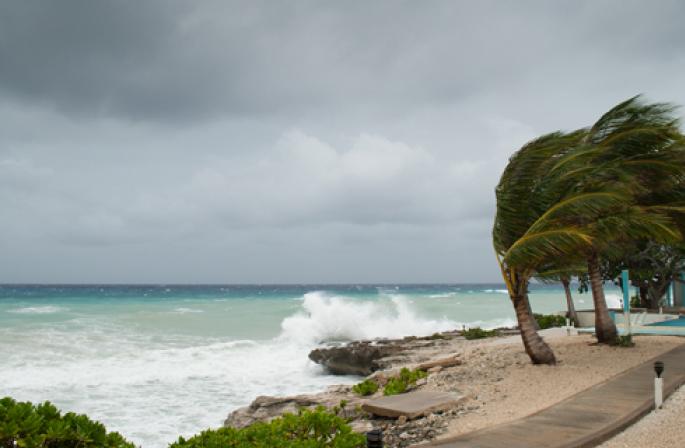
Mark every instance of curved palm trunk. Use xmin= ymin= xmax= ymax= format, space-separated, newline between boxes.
xmin=512 ymin=291 xmax=556 ymax=364
xmin=561 ymin=277 xmax=578 ymax=325
xmin=587 ymin=251 xmax=617 ymax=344
xmin=526 ymin=295 xmax=540 ymax=330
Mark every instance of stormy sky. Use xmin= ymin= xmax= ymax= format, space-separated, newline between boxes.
xmin=1 ymin=1 xmax=684 ymax=283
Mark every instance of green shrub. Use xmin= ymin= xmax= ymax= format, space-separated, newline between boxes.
xmin=426 ymin=332 xmax=448 ymax=340
xmin=352 ymin=379 xmax=379 ymax=396
xmin=462 ymin=327 xmax=498 ymax=340
xmin=170 ymin=406 xmax=365 ymax=448
xmin=0 ymin=396 xmax=135 ymax=448
xmin=616 ymin=335 xmax=635 ymax=347
xmin=534 ymin=314 xmax=567 ymax=329
xmin=383 ymin=368 xmax=428 ymax=396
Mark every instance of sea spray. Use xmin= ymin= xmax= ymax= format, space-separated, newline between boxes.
xmin=279 ymin=291 xmax=458 ymax=344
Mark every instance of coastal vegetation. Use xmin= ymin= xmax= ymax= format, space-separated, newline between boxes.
xmin=462 ymin=327 xmax=498 ymax=339
xmin=170 ymin=406 xmax=365 ymax=448
xmin=534 ymin=314 xmax=567 ymax=330
xmin=0 ymin=397 xmax=365 ymax=448
xmin=351 ymin=367 xmax=428 ymax=397
xmin=493 ymin=96 xmax=685 ymax=364
xmin=351 ymin=379 xmax=378 ymax=396
xmin=0 ymin=397 xmax=135 ymax=448
xmin=383 ymin=368 xmax=428 ymax=396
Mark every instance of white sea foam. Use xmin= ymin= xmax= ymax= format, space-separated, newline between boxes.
xmin=483 ymin=289 xmax=509 ymax=294
xmin=427 ymin=292 xmax=458 ymax=298
xmin=279 ymin=291 xmax=458 ymax=344
xmin=171 ymin=307 xmax=204 ymax=314
xmin=7 ymin=305 xmax=65 ymax=314
xmin=0 ymin=322 xmax=348 ymax=448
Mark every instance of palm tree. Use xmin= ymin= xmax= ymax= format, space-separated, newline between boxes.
xmin=494 ymin=131 xmax=591 ymax=364
xmin=535 ymin=263 xmax=585 ymax=325
xmin=494 ymin=97 xmax=684 ymax=359
xmin=547 ymin=97 xmax=684 ymax=343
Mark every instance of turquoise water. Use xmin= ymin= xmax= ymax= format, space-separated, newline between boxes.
xmin=0 ymin=284 xmax=615 ymax=447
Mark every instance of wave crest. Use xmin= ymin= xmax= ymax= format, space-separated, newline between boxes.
xmin=7 ymin=306 xmax=65 ymax=314
xmin=279 ymin=291 xmax=457 ymax=344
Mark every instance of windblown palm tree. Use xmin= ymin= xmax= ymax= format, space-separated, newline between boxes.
xmin=494 ymin=131 xmax=590 ymax=364
xmin=494 ymin=97 xmax=684 ymax=361
xmin=547 ymin=96 xmax=684 ymax=342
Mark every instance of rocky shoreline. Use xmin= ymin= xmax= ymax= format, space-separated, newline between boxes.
xmin=223 ymin=330 xmax=685 ymax=448
xmin=225 ymin=328 xmax=517 ymax=447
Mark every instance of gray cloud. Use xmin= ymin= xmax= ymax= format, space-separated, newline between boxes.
xmin=0 ymin=1 xmax=684 ymax=282
xmin=3 ymin=1 xmax=683 ymax=122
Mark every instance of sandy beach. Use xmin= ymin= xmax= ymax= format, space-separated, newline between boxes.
xmin=430 ymin=330 xmax=683 ymax=442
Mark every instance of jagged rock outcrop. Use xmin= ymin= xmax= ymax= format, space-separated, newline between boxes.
xmin=309 ymin=341 xmax=403 ymax=375
xmin=308 ymin=332 xmax=460 ymax=375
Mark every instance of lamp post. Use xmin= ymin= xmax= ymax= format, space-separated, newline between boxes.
xmin=654 ymin=361 xmax=664 ymax=409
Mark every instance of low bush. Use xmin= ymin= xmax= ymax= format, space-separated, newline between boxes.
xmin=169 ymin=406 xmax=365 ymax=448
xmin=616 ymin=335 xmax=635 ymax=347
xmin=426 ymin=332 xmax=448 ymax=340
xmin=462 ymin=327 xmax=498 ymax=340
xmin=0 ymin=396 xmax=135 ymax=448
xmin=534 ymin=314 xmax=567 ymax=329
xmin=383 ymin=368 xmax=428 ymax=396
xmin=352 ymin=379 xmax=379 ymax=396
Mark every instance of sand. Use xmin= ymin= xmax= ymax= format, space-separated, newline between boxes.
xmin=427 ymin=330 xmax=684 ymax=441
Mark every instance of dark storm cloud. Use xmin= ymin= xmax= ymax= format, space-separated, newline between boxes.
xmin=2 ymin=1 xmax=682 ymax=122
xmin=0 ymin=1 xmax=684 ymax=283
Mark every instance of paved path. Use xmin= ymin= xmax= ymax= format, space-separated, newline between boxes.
xmin=422 ymin=343 xmax=685 ymax=448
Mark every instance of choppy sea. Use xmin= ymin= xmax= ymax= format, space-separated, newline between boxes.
xmin=0 ymin=284 xmax=621 ymax=447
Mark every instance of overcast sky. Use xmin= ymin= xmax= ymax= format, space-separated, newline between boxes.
xmin=1 ymin=1 xmax=684 ymax=284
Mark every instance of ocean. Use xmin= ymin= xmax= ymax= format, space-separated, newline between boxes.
xmin=0 ymin=284 xmax=620 ymax=447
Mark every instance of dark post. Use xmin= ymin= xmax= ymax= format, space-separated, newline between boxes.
xmin=654 ymin=361 xmax=664 ymax=378
xmin=366 ymin=429 xmax=383 ymax=448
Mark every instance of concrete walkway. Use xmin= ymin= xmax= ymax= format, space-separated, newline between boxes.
xmin=422 ymin=343 xmax=685 ymax=448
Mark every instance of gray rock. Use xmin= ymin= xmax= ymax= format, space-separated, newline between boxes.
xmin=308 ymin=341 xmax=405 ymax=375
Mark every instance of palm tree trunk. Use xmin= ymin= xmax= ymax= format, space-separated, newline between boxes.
xmin=561 ymin=277 xmax=578 ymax=325
xmin=638 ymin=285 xmax=649 ymax=308
xmin=511 ymin=286 xmax=556 ymax=365
xmin=526 ymin=294 xmax=540 ymax=330
xmin=587 ymin=251 xmax=617 ymax=344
